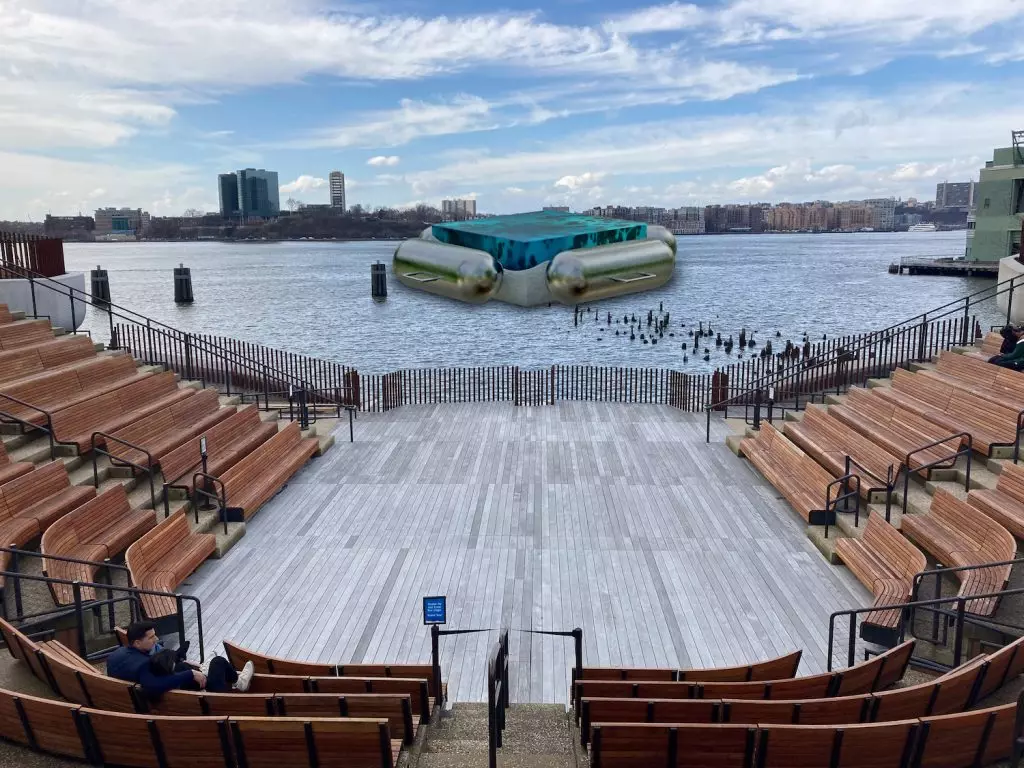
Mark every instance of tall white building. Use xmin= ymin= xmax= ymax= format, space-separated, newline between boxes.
xmin=442 ymin=198 xmax=477 ymax=220
xmin=329 ymin=171 xmax=346 ymax=210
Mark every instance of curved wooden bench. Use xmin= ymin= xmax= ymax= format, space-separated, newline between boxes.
xmin=49 ymin=371 xmax=195 ymax=453
xmin=589 ymin=722 xmax=756 ymax=768
xmin=219 ymin=422 xmax=319 ymax=522
xmin=125 ymin=509 xmax=215 ymax=618
xmin=738 ymin=423 xmax=837 ymax=525
xmin=105 ymin=389 xmax=234 ymax=470
xmin=0 ymin=461 xmax=96 ymax=586
xmin=0 ymin=354 xmax=146 ymax=426
xmin=834 ymin=515 xmax=927 ymax=642
xmin=41 ymin=484 xmax=156 ymax=603
xmin=0 ymin=439 xmax=33 ymax=487
xmin=901 ymin=489 xmax=1015 ymax=616
xmin=0 ymin=319 xmax=53 ymax=351
xmin=784 ymin=407 xmax=902 ymax=498
xmin=931 ymin=350 xmax=1024 ymax=403
xmin=968 ymin=460 xmax=1024 ymax=539
xmin=0 ymin=334 xmax=96 ymax=387
xmin=579 ymin=649 xmax=802 ymax=683
xmin=160 ymin=406 xmax=278 ymax=492
xmin=829 ymin=387 xmax=966 ymax=473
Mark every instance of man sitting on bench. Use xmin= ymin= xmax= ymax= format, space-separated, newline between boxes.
xmin=107 ymin=621 xmax=254 ymax=696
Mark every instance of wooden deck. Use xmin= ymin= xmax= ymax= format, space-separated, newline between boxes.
xmin=182 ymin=402 xmax=870 ymax=704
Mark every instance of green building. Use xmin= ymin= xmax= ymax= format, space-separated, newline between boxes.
xmin=968 ymin=134 xmax=1024 ymax=262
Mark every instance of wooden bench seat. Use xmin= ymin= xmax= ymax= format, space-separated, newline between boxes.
xmin=829 ymin=387 xmax=966 ymax=473
xmin=579 ymin=649 xmax=803 ymax=684
xmin=930 ymin=349 xmax=1024 ymax=402
xmin=49 ymin=371 xmax=195 ymax=453
xmin=901 ymin=488 xmax=1015 ymax=616
xmin=738 ymin=423 xmax=837 ymax=525
xmin=0 ymin=319 xmax=54 ymax=351
xmin=219 ymin=421 xmax=319 ymax=521
xmin=834 ymin=515 xmax=927 ymax=639
xmin=160 ymin=406 xmax=278 ymax=491
xmin=0 ymin=334 xmax=96 ymax=387
xmin=972 ymin=633 xmax=1024 ymax=703
xmin=589 ymin=722 xmax=756 ymax=768
xmin=125 ymin=509 xmax=216 ymax=618
xmin=968 ymin=460 xmax=1024 ymax=539
xmin=106 ymin=389 xmax=234 ymax=470
xmin=0 ymin=461 xmax=96 ymax=586
xmin=783 ymin=407 xmax=902 ymax=498
xmin=41 ymin=484 xmax=156 ymax=603
xmin=974 ymin=331 xmax=1004 ymax=359
xmin=0 ymin=354 xmax=148 ymax=426
xmin=0 ymin=440 xmax=33 ymax=487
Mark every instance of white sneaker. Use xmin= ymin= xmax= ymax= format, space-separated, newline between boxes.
xmin=199 ymin=658 xmax=213 ymax=677
xmin=234 ymin=661 xmax=254 ymax=692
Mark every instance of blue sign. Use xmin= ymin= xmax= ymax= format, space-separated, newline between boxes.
xmin=423 ymin=595 xmax=447 ymax=625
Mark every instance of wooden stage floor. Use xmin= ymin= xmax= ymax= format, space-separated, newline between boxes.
xmin=183 ymin=402 xmax=869 ymax=704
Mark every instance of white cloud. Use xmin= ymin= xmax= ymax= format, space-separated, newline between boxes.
xmin=279 ymin=175 xmax=327 ymax=194
xmin=554 ymin=172 xmax=607 ymax=191
xmin=367 ymin=155 xmax=400 ymax=166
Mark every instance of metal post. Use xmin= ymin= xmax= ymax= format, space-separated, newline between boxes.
xmin=917 ymin=314 xmax=928 ymax=362
xmin=348 ymin=407 xmax=354 ymax=443
xmin=69 ymin=289 xmax=76 ymax=335
xmin=847 ymin=615 xmax=857 ymax=668
xmin=961 ymin=296 xmax=970 ymax=346
xmin=953 ymin=598 xmax=966 ymax=666
xmin=72 ymin=581 xmax=87 ymax=657
xmin=184 ymin=334 xmax=194 ymax=381
xmin=431 ymin=624 xmax=443 ymax=707
xmin=752 ymin=390 xmax=762 ymax=430
xmin=29 ymin=277 xmax=37 ymax=318
xmin=573 ymin=627 xmax=583 ymax=687
xmin=11 ymin=546 xmax=22 ymax=619
xmin=1008 ymin=277 xmax=1016 ymax=327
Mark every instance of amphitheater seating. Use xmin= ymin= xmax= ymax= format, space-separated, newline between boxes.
xmin=968 ymin=460 xmax=1024 ymax=539
xmin=160 ymin=406 xmax=278 ymax=491
xmin=834 ymin=515 xmax=927 ymax=641
xmin=928 ymin=350 xmax=1024 ymax=404
xmin=783 ymin=407 xmax=902 ymax=498
xmin=828 ymin=387 xmax=966 ymax=473
xmin=0 ymin=319 xmax=53 ymax=350
xmin=104 ymin=389 xmax=234 ymax=470
xmin=41 ymin=484 xmax=156 ymax=603
xmin=738 ymin=423 xmax=836 ymax=525
xmin=967 ymin=331 xmax=1005 ymax=361
xmin=579 ymin=650 xmax=803 ymax=683
xmin=900 ymin=488 xmax=1015 ymax=616
xmin=124 ymin=509 xmax=216 ymax=618
xmin=49 ymin=371 xmax=194 ymax=453
xmin=219 ymin=421 xmax=319 ymax=521
xmin=0 ymin=354 xmax=148 ymax=426
xmin=0 ymin=440 xmax=33 ymax=487
xmin=875 ymin=369 xmax=1022 ymax=456
xmin=0 ymin=461 xmax=95 ymax=584
xmin=0 ymin=334 xmax=95 ymax=386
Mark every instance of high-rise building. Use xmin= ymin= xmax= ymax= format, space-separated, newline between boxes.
xmin=935 ymin=181 xmax=976 ymax=209
xmin=219 ymin=173 xmax=240 ymax=218
xmin=864 ymin=198 xmax=896 ymax=231
xmin=94 ymin=208 xmax=150 ymax=236
xmin=236 ymin=168 xmax=280 ymax=218
xmin=442 ymin=199 xmax=477 ymax=220
xmin=329 ymin=171 xmax=346 ymax=210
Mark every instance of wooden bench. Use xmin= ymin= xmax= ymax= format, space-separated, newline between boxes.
xmin=829 ymin=387 xmax=966 ymax=474
xmin=50 ymin=371 xmax=195 ymax=453
xmin=965 ymin=331 xmax=1005 ymax=361
xmin=738 ymin=423 xmax=838 ymax=525
xmin=219 ymin=422 xmax=319 ymax=521
xmin=930 ymin=350 xmax=1024 ymax=403
xmin=105 ymin=389 xmax=234 ymax=470
xmin=0 ymin=335 xmax=96 ymax=387
xmin=580 ymin=649 xmax=803 ymax=683
xmin=901 ymin=488 xmax=1015 ymax=616
xmin=834 ymin=515 xmax=927 ymax=642
xmin=0 ymin=319 xmax=54 ymax=351
xmin=0 ymin=461 xmax=96 ymax=586
xmin=41 ymin=484 xmax=156 ymax=603
xmin=124 ymin=509 xmax=216 ymax=618
xmin=973 ymin=633 xmax=1024 ymax=703
xmin=968 ymin=460 xmax=1024 ymax=538
xmin=0 ymin=440 xmax=33 ymax=487
xmin=783 ymin=407 xmax=902 ymax=498
xmin=589 ymin=722 xmax=757 ymax=768
xmin=0 ymin=354 xmax=147 ymax=426
xmin=0 ymin=304 xmax=12 ymax=324
xmin=753 ymin=719 xmax=920 ymax=768
xmin=875 ymin=369 xmax=1022 ymax=456
xmin=871 ymin=654 xmax=989 ymax=722
xmin=160 ymin=406 xmax=278 ymax=492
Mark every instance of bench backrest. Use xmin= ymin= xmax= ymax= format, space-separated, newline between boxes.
xmin=0 ymin=320 xmax=52 ymax=350
xmin=222 ymin=638 xmax=336 ymax=676
xmin=42 ymin=484 xmax=130 ymax=552
xmin=109 ymin=388 xmax=222 ymax=461
xmin=590 ymin=722 xmax=756 ymax=768
xmin=221 ymin=422 xmax=301 ymax=493
xmin=914 ymin=703 xmax=1016 ymax=768
xmin=975 ymin=635 xmax=1024 ymax=701
xmin=125 ymin=510 xmax=191 ymax=576
xmin=230 ymin=716 xmax=394 ymax=768
xmin=82 ymin=707 xmax=233 ymax=768
xmin=930 ymin=488 xmax=1016 ymax=560
xmin=0 ymin=460 xmax=69 ymax=519
xmin=50 ymin=371 xmax=181 ymax=438
xmin=863 ymin=516 xmax=926 ymax=581
xmin=582 ymin=649 xmax=802 ymax=684
xmin=995 ymin=461 xmax=1024 ymax=505
xmin=159 ymin=406 xmax=263 ymax=485
xmin=0 ymin=339 xmax=92 ymax=385
xmin=754 ymin=719 xmax=918 ymax=768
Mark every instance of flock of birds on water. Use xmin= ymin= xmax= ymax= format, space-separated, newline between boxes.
xmin=570 ymin=302 xmax=830 ymax=367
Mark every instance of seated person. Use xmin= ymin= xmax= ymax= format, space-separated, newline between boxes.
xmin=107 ymin=621 xmax=253 ymax=697
xmin=990 ymin=326 xmax=1024 ymax=370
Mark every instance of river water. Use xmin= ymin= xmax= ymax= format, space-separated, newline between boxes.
xmin=63 ymin=231 xmax=995 ymax=374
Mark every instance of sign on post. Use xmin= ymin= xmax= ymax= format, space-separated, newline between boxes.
xmin=199 ymin=435 xmax=208 ymax=457
xmin=423 ymin=596 xmax=447 ymax=625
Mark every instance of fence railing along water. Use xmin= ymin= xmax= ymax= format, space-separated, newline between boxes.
xmin=0 ymin=231 xmax=66 ymax=278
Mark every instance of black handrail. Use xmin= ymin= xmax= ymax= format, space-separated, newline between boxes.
xmin=191 ymin=472 xmax=229 ymax=534
xmin=487 ymin=628 xmax=510 ymax=768
xmin=91 ymin=432 xmax=157 ymax=511
xmin=0 ymin=392 xmax=56 ymax=458
xmin=843 ymin=454 xmax=900 ymax=523
xmin=823 ymin=473 xmax=860 ymax=539
xmin=901 ymin=432 xmax=973 ymax=514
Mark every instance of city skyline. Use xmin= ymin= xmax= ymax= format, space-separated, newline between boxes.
xmin=2 ymin=1 xmax=1022 ymax=220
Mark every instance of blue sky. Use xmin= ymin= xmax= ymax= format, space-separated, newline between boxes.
xmin=2 ymin=0 xmax=1023 ymax=219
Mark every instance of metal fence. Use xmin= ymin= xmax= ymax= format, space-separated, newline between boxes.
xmin=0 ymin=231 xmax=65 ymax=278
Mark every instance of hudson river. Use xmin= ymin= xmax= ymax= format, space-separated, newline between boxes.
xmin=65 ymin=231 xmax=994 ymax=374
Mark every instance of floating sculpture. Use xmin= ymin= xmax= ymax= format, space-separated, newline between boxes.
xmin=393 ymin=210 xmax=677 ymax=307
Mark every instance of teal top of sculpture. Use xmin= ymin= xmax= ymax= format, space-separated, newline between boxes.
xmin=432 ymin=210 xmax=647 ymax=271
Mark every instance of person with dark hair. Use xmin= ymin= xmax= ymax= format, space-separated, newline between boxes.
xmin=990 ymin=326 xmax=1024 ymax=370
xmin=106 ymin=621 xmax=253 ymax=697
xmin=998 ymin=325 xmax=1021 ymax=355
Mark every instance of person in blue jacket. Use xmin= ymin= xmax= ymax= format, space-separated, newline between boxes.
xmin=106 ymin=621 xmax=253 ymax=697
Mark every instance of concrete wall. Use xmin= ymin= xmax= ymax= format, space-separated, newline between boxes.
xmin=971 ymin=146 xmax=1024 ymax=262
xmin=0 ymin=272 xmax=87 ymax=331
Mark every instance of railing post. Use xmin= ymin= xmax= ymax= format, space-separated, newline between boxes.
xmin=752 ymin=390 xmax=762 ymax=430
xmin=572 ymin=627 xmax=583 ymax=688
xmin=953 ymin=598 xmax=966 ymax=667
xmin=69 ymin=288 xmax=76 ymax=334
xmin=431 ymin=624 xmax=443 ymax=708
xmin=961 ymin=296 xmax=970 ymax=346
xmin=916 ymin=314 xmax=928 ymax=362
xmin=11 ymin=545 xmax=22 ymax=619
xmin=184 ymin=334 xmax=194 ymax=381
xmin=72 ymin=581 xmax=87 ymax=657
xmin=1008 ymin=277 xmax=1016 ymax=327
xmin=28 ymin=276 xmax=37 ymax=319
xmin=847 ymin=614 xmax=857 ymax=668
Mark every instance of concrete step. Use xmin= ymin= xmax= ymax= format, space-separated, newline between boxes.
xmin=806 ymin=525 xmax=844 ymax=564
xmin=866 ymin=378 xmax=892 ymax=389
xmin=316 ymin=433 xmax=335 ymax=457
xmin=190 ymin=510 xmax=246 ymax=557
xmin=724 ymin=433 xmax=744 ymax=456
xmin=10 ymin=310 xmax=25 ymax=321
xmin=908 ymin=361 xmax=937 ymax=373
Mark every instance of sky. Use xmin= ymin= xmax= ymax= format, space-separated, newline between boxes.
xmin=1 ymin=0 xmax=1023 ymax=219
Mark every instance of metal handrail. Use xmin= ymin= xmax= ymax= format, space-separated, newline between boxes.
xmin=823 ymin=473 xmax=860 ymax=539
xmin=191 ymin=472 xmax=229 ymax=534
xmin=843 ymin=454 xmax=900 ymax=523
xmin=901 ymin=432 xmax=973 ymax=513
xmin=0 ymin=392 xmax=57 ymax=458
xmin=90 ymin=432 xmax=157 ymax=511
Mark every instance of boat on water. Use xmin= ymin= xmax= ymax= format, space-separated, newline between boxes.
xmin=907 ymin=223 xmax=938 ymax=232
